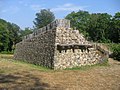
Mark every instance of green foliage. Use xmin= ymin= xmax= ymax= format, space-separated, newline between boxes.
xmin=0 ymin=19 xmax=9 ymax=51
xmin=88 ymin=13 xmax=112 ymax=42
xmin=65 ymin=11 xmax=120 ymax=43
xmin=0 ymin=18 xmax=34 ymax=53
xmin=108 ymin=43 xmax=120 ymax=61
xmin=0 ymin=18 xmax=21 ymax=52
xmin=65 ymin=10 xmax=90 ymax=37
xmin=33 ymin=9 xmax=55 ymax=29
xmin=112 ymin=46 xmax=120 ymax=61
xmin=109 ymin=12 xmax=120 ymax=43
xmin=20 ymin=27 xmax=33 ymax=37
xmin=0 ymin=51 xmax=14 ymax=54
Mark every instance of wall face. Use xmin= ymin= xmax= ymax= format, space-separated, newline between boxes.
xmin=54 ymin=49 xmax=102 ymax=69
xmin=54 ymin=27 xmax=104 ymax=69
xmin=14 ymin=29 xmax=56 ymax=68
xmin=55 ymin=27 xmax=91 ymax=45
xmin=14 ymin=19 xmax=108 ymax=70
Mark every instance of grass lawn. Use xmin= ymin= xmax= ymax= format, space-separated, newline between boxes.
xmin=0 ymin=54 xmax=120 ymax=90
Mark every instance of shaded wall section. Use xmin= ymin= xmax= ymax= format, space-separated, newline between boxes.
xmin=14 ymin=29 xmax=56 ymax=69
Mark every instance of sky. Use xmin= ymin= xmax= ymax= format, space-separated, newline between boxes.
xmin=0 ymin=0 xmax=120 ymax=29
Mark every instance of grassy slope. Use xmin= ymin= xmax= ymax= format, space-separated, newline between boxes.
xmin=0 ymin=54 xmax=120 ymax=90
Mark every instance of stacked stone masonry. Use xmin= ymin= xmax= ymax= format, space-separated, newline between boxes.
xmin=14 ymin=19 xmax=108 ymax=70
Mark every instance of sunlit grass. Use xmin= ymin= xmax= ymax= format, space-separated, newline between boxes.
xmin=65 ymin=60 xmax=109 ymax=70
xmin=0 ymin=54 xmax=109 ymax=72
xmin=0 ymin=54 xmax=13 ymax=59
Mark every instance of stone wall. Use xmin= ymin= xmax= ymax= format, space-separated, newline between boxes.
xmin=54 ymin=49 xmax=102 ymax=69
xmin=22 ymin=19 xmax=70 ymax=40
xmin=14 ymin=19 xmax=108 ymax=70
xmin=14 ymin=29 xmax=56 ymax=69
xmin=53 ymin=27 xmax=105 ymax=69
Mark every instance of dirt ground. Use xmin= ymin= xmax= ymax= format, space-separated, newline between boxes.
xmin=0 ymin=57 xmax=120 ymax=90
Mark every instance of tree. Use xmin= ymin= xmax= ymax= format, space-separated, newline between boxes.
xmin=109 ymin=12 xmax=120 ymax=43
xmin=65 ymin=11 xmax=112 ymax=43
xmin=87 ymin=13 xmax=112 ymax=42
xmin=33 ymin=9 xmax=55 ymax=29
xmin=0 ymin=18 xmax=21 ymax=52
xmin=0 ymin=19 xmax=9 ymax=51
xmin=65 ymin=10 xmax=90 ymax=37
xmin=20 ymin=27 xmax=33 ymax=37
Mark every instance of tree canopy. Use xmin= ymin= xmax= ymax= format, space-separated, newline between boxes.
xmin=0 ymin=19 xmax=33 ymax=52
xmin=20 ymin=27 xmax=33 ymax=37
xmin=109 ymin=12 xmax=120 ymax=43
xmin=0 ymin=19 xmax=21 ymax=52
xmin=33 ymin=9 xmax=55 ymax=29
xmin=65 ymin=10 xmax=120 ymax=43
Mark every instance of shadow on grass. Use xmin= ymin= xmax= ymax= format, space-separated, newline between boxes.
xmin=0 ymin=74 xmax=20 ymax=83
xmin=0 ymin=73 xmax=50 ymax=90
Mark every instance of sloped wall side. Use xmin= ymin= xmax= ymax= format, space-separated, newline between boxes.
xmin=54 ymin=27 xmax=106 ymax=69
xmin=14 ymin=29 xmax=56 ymax=69
xmin=55 ymin=27 xmax=90 ymax=45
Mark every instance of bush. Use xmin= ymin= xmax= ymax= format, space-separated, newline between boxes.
xmin=108 ymin=43 xmax=120 ymax=61
xmin=112 ymin=45 xmax=120 ymax=61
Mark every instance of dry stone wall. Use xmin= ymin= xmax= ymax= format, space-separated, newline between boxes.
xmin=55 ymin=27 xmax=91 ymax=45
xmin=14 ymin=29 xmax=56 ymax=69
xmin=54 ymin=49 xmax=102 ymax=69
xmin=14 ymin=19 xmax=108 ymax=70
xmin=54 ymin=27 xmax=105 ymax=69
